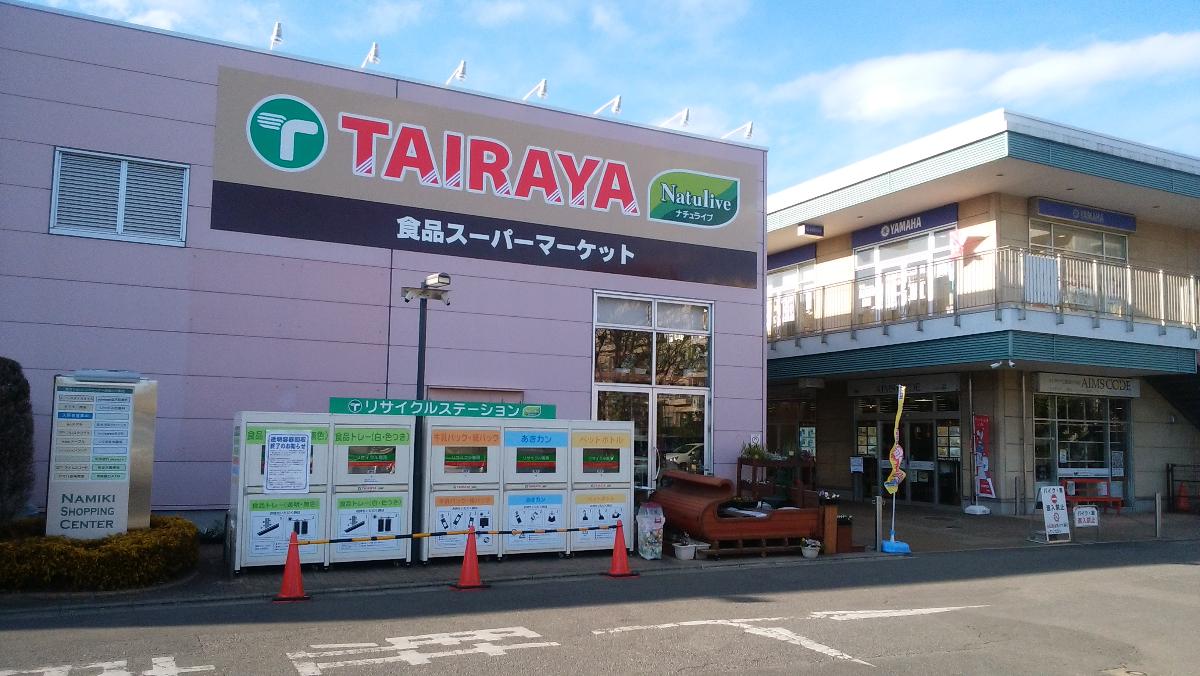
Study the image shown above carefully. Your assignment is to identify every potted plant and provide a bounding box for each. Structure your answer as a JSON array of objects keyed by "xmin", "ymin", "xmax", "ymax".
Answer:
[
  {"xmin": 800, "ymin": 537, "xmax": 821, "ymax": 559},
  {"xmin": 672, "ymin": 531, "xmax": 698, "ymax": 560},
  {"xmin": 739, "ymin": 441, "xmax": 767, "ymax": 460}
]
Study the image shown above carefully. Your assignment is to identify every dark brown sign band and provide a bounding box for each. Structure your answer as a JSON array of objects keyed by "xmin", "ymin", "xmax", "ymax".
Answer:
[{"xmin": 211, "ymin": 181, "xmax": 757, "ymax": 288}]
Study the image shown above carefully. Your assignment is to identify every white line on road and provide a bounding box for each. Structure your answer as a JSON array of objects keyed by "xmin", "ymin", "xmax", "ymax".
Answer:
[
  {"xmin": 287, "ymin": 627, "xmax": 560, "ymax": 674},
  {"xmin": 742, "ymin": 626, "xmax": 873, "ymax": 667},
  {"xmin": 806, "ymin": 606, "xmax": 989, "ymax": 621},
  {"xmin": 591, "ymin": 617, "xmax": 792, "ymax": 635}
]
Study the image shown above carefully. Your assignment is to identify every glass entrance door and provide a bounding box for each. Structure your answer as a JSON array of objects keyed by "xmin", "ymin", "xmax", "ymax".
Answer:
[
  {"xmin": 596, "ymin": 390, "xmax": 650, "ymax": 487},
  {"xmin": 907, "ymin": 422, "xmax": 936, "ymax": 502},
  {"xmin": 656, "ymin": 391, "xmax": 707, "ymax": 476}
]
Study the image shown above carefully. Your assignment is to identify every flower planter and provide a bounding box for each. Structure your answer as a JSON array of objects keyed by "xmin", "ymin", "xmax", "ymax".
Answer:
[
  {"xmin": 673, "ymin": 542, "xmax": 697, "ymax": 560},
  {"xmin": 800, "ymin": 545, "xmax": 820, "ymax": 559}
]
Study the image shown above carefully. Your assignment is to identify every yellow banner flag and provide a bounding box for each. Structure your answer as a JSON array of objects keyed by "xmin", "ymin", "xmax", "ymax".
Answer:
[{"xmin": 884, "ymin": 385, "xmax": 907, "ymax": 495}]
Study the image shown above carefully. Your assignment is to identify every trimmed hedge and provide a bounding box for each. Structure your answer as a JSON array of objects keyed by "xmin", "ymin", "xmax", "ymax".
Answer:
[{"xmin": 0, "ymin": 516, "xmax": 198, "ymax": 591}]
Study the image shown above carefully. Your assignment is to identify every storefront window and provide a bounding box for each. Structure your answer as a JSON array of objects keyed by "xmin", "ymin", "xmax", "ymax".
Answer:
[
  {"xmin": 655, "ymin": 333, "xmax": 708, "ymax": 387},
  {"xmin": 593, "ymin": 328, "xmax": 652, "ymax": 384},
  {"xmin": 594, "ymin": 294, "xmax": 712, "ymax": 484},
  {"xmin": 1033, "ymin": 394, "xmax": 1130, "ymax": 481},
  {"xmin": 1030, "ymin": 219, "xmax": 1127, "ymax": 262},
  {"xmin": 596, "ymin": 296, "xmax": 652, "ymax": 326}
]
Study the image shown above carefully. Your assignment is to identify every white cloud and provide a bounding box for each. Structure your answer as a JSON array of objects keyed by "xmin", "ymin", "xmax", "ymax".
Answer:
[
  {"xmin": 769, "ymin": 32, "xmax": 1200, "ymax": 123},
  {"xmin": 128, "ymin": 7, "xmax": 180, "ymax": 29},
  {"xmin": 589, "ymin": 4, "xmax": 630, "ymax": 39},
  {"xmin": 332, "ymin": 1, "xmax": 423, "ymax": 40},
  {"xmin": 470, "ymin": 0, "xmax": 530, "ymax": 26},
  {"xmin": 986, "ymin": 32, "xmax": 1200, "ymax": 102}
]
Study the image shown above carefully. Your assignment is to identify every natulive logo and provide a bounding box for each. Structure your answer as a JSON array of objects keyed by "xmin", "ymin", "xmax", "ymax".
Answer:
[
  {"xmin": 647, "ymin": 170, "xmax": 739, "ymax": 228},
  {"xmin": 246, "ymin": 95, "xmax": 327, "ymax": 171}
]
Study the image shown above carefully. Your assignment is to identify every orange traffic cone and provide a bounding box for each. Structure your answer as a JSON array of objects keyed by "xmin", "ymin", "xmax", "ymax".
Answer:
[
  {"xmin": 604, "ymin": 520, "xmax": 638, "ymax": 578},
  {"xmin": 451, "ymin": 525, "xmax": 487, "ymax": 590},
  {"xmin": 273, "ymin": 532, "xmax": 310, "ymax": 602},
  {"xmin": 1176, "ymin": 482, "xmax": 1191, "ymax": 512}
]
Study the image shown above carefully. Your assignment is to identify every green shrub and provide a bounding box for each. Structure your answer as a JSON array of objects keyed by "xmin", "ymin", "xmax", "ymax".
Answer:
[
  {"xmin": 0, "ymin": 516, "xmax": 199, "ymax": 591},
  {"xmin": 0, "ymin": 357, "xmax": 35, "ymax": 524}
]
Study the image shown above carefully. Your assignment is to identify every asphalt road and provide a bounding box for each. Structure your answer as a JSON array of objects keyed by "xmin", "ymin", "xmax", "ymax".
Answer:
[{"xmin": 1, "ymin": 540, "xmax": 1198, "ymax": 675}]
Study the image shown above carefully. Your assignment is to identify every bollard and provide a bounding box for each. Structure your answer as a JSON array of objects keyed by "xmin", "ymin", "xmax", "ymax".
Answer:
[
  {"xmin": 1155, "ymin": 492, "xmax": 1162, "ymax": 539},
  {"xmin": 874, "ymin": 496, "xmax": 883, "ymax": 552}
]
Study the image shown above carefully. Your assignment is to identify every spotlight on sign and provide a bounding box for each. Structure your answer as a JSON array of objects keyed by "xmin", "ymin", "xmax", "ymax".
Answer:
[
  {"xmin": 659, "ymin": 107, "xmax": 690, "ymax": 128},
  {"xmin": 445, "ymin": 59, "xmax": 467, "ymax": 87},
  {"xmin": 522, "ymin": 78, "xmax": 548, "ymax": 102},
  {"xmin": 269, "ymin": 21, "xmax": 282, "ymax": 50},
  {"xmin": 721, "ymin": 121, "xmax": 754, "ymax": 140},
  {"xmin": 360, "ymin": 42, "xmax": 380, "ymax": 69},
  {"xmin": 593, "ymin": 95, "xmax": 622, "ymax": 116}
]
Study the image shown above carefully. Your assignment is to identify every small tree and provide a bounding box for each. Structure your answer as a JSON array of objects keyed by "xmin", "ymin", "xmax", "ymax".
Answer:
[{"xmin": 0, "ymin": 358, "xmax": 34, "ymax": 524}]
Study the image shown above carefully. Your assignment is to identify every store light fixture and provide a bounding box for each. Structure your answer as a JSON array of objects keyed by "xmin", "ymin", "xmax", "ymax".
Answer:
[
  {"xmin": 721, "ymin": 121, "xmax": 754, "ymax": 140},
  {"xmin": 659, "ymin": 107, "xmax": 690, "ymax": 128},
  {"xmin": 593, "ymin": 95, "xmax": 622, "ymax": 116},
  {"xmin": 522, "ymin": 78, "xmax": 548, "ymax": 102},
  {"xmin": 269, "ymin": 21, "xmax": 282, "ymax": 50},
  {"xmin": 360, "ymin": 42, "xmax": 380, "ymax": 69},
  {"xmin": 445, "ymin": 59, "xmax": 467, "ymax": 87}
]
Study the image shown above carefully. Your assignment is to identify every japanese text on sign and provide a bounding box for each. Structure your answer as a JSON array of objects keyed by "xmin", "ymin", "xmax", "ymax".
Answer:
[
  {"xmin": 432, "ymin": 429, "xmax": 501, "ymax": 446},
  {"xmin": 397, "ymin": 216, "xmax": 635, "ymax": 266},
  {"xmin": 264, "ymin": 431, "xmax": 311, "ymax": 493},
  {"xmin": 330, "ymin": 398, "xmax": 555, "ymax": 419},
  {"xmin": 335, "ymin": 427, "xmax": 411, "ymax": 445},
  {"xmin": 572, "ymin": 432, "xmax": 630, "ymax": 447}
]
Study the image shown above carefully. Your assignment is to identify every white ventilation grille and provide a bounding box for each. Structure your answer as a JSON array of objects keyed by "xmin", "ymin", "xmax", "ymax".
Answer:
[{"xmin": 51, "ymin": 149, "xmax": 189, "ymax": 246}]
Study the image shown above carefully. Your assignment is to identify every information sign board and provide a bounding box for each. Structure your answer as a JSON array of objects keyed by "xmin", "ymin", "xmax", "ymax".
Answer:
[
  {"xmin": 1073, "ymin": 505, "xmax": 1099, "ymax": 528},
  {"xmin": 264, "ymin": 430, "xmax": 312, "ymax": 493},
  {"xmin": 1039, "ymin": 486, "xmax": 1071, "ymax": 536}
]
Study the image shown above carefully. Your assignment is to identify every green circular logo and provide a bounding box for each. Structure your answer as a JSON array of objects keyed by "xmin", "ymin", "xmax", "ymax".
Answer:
[{"xmin": 245, "ymin": 95, "xmax": 327, "ymax": 172}]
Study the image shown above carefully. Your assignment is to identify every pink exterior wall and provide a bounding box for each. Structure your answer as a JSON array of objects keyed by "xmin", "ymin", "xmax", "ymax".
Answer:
[{"xmin": 0, "ymin": 4, "xmax": 766, "ymax": 511}]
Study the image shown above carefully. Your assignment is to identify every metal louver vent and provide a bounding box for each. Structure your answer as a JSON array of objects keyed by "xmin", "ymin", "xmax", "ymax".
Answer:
[
  {"xmin": 53, "ymin": 153, "xmax": 121, "ymax": 233},
  {"xmin": 123, "ymin": 162, "xmax": 186, "ymax": 239},
  {"xmin": 51, "ymin": 149, "xmax": 188, "ymax": 245}
]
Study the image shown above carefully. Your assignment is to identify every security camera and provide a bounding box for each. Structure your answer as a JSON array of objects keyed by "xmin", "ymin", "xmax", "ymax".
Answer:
[
  {"xmin": 424, "ymin": 272, "xmax": 450, "ymax": 288},
  {"xmin": 990, "ymin": 362, "xmax": 1001, "ymax": 369}
]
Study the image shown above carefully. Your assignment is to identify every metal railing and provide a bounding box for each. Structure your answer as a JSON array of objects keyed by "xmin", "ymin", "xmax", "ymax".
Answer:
[{"xmin": 768, "ymin": 247, "xmax": 1200, "ymax": 341}]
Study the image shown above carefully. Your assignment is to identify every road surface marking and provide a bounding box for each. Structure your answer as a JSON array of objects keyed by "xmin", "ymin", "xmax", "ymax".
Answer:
[
  {"xmin": 806, "ymin": 606, "xmax": 988, "ymax": 621},
  {"xmin": 741, "ymin": 626, "xmax": 873, "ymax": 667},
  {"xmin": 0, "ymin": 658, "xmax": 214, "ymax": 676},
  {"xmin": 591, "ymin": 606, "xmax": 991, "ymax": 668},
  {"xmin": 287, "ymin": 627, "xmax": 559, "ymax": 674},
  {"xmin": 591, "ymin": 617, "xmax": 792, "ymax": 635}
]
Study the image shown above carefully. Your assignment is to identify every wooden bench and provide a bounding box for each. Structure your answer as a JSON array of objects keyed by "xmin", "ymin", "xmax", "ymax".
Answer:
[
  {"xmin": 650, "ymin": 470, "xmax": 821, "ymax": 558},
  {"xmin": 1061, "ymin": 478, "xmax": 1122, "ymax": 515}
]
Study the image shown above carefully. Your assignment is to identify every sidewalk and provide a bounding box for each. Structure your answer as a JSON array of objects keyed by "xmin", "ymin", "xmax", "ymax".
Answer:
[
  {"xmin": 3, "ymin": 506, "xmax": 1196, "ymax": 617},
  {"xmin": 841, "ymin": 500, "xmax": 1200, "ymax": 551}
]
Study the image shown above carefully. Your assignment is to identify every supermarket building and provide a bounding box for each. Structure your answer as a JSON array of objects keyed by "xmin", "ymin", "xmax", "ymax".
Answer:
[
  {"xmin": 766, "ymin": 110, "xmax": 1200, "ymax": 514},
  {"xmin": 0, "ymin": 2, "xmax": 766, "ymax": 517}
]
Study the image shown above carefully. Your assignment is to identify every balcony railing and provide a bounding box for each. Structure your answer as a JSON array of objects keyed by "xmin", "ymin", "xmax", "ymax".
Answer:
[{"xmin": 768, "ymin": 247, "xmax": 1200, "ymax": 341}]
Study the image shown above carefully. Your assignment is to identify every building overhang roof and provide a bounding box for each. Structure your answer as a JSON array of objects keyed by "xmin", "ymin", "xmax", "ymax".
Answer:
[{"xmin": 766, "ymin": 110, "xmax": 1200, "ymax": 255}]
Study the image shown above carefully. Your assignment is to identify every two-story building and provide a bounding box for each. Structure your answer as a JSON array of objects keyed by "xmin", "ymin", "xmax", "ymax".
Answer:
[{"xmin": 767, "ymin": 110, "xmax": 1200, "ymax": 514}]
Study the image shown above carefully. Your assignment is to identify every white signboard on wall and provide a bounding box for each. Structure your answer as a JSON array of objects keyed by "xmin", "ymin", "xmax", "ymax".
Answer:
[
  {"xmin": 46, "ymin": 381, "xmax": 136, "ymax": 539},
  {"xmin": 1036, "ymin": 373, "xmax": 1140, "ymax": 398}
]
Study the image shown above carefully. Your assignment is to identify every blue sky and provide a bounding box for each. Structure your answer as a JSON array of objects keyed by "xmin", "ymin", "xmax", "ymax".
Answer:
[{"xmin": 34, "ymin": 0, "xmax": 1200, "ymax": 193}]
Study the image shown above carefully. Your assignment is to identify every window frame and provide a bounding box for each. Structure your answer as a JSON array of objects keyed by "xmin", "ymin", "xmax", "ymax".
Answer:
[
  {"xmin": 50, "ymin": 147, "xmax": 190, "ymax": 247},
  {"xmin": 1028, "ymin": 218, "xmax": 1127, "ymax": 263}
]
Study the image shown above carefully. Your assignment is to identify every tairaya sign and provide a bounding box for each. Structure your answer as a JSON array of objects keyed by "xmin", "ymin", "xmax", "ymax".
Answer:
[{"xmin": 212, "ymin": 69, "xmax": 761, "ymax": 288}]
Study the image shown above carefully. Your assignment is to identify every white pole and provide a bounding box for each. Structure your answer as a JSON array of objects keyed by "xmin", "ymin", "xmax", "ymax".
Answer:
[{"xmin": 890, "ymin": 494, "xmax": 897, "ymax": 542}]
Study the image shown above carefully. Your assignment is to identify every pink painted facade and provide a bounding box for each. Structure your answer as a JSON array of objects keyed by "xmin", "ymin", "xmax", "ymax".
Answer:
[{"xmin": 0, "ymin": 4, "xmax": 766, "ymax": 512}]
